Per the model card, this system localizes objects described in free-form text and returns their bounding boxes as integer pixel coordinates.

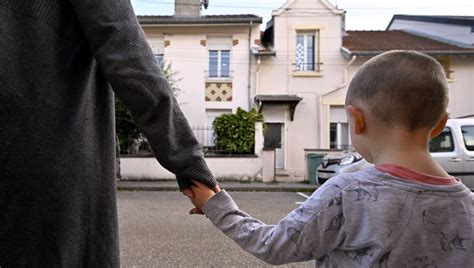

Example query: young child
[186,50,474,267]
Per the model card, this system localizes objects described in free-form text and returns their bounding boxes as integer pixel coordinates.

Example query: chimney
[175,0,201,17]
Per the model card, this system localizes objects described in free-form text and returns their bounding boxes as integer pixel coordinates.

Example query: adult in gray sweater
[0,0,217,266]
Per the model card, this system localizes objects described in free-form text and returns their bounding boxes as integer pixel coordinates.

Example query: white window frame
[295,30,320,72]
[149,35,165,68]
[209,50,231,78]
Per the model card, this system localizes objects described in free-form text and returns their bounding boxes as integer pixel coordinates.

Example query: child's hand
[184,180,220,215]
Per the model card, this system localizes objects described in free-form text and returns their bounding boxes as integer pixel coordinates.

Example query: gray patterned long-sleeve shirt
[203,167,474,267]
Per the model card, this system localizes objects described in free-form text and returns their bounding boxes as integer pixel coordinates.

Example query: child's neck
[368,128,449,178]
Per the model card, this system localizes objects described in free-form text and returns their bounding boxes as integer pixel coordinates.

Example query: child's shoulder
[319,167,381,190]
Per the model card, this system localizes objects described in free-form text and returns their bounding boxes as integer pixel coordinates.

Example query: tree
[115,60,182,153]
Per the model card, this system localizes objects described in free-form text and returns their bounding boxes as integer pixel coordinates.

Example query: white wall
[120,157,262,180]
[142,25,261,127]
[447,57,474,118]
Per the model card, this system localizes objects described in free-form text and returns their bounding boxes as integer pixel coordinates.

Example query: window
[155,54,164,67]
[436,58,453,79]
[330,122,350,150]
[461,126,474,151]
[429,127,454,152]
[296,31,319,72]
[149,36,165,68]
[330,107,350,150]
[209,50,230,78]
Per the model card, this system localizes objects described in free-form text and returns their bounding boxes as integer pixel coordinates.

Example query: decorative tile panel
[205,82,233,102]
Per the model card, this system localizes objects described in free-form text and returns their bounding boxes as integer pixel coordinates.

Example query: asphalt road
[118,191,314,267]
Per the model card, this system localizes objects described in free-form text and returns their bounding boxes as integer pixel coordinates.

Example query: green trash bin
[306,153,325,184]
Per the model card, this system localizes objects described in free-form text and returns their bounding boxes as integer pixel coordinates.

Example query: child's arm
[189,181,344,265]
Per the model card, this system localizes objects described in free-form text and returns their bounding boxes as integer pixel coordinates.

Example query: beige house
[337,30,474,120]
[130,0,474,182]
[255,1,474,180]
[138,0,262,144]
[386,15,474,118]
[254,0,348,178]
[121,0,265,180]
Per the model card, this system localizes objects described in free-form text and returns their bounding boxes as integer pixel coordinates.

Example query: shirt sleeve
[203,186,346,265]
[68,0,216,190]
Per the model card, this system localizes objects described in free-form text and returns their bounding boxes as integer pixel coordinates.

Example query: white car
[317,118,474,189]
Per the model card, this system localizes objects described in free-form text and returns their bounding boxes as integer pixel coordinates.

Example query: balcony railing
[204,70,234,79]
[293,62,322,72]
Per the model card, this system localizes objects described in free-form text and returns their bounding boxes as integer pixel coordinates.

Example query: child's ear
[347,105,366,135]
[430,112,448,138]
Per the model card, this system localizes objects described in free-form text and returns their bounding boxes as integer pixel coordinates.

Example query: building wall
[448,57,474,118]
[257,0,347,178]
[389,19,474,47]
[141,25,261,127]
[121,157,262,180]
[324,57,474,126]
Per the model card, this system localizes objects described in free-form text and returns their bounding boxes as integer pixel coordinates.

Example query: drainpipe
[256,56,261,95]
[248,21,253,110]
[318,54,357,148]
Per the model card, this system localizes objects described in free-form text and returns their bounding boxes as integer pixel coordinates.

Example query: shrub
[213,108,264,154]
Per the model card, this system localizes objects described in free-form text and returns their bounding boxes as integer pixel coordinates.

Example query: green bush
[213,108,264,154]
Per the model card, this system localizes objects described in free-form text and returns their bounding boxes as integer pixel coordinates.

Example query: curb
[117,182,319,193]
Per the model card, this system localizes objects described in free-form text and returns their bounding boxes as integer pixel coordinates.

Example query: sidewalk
[117,179,319,192]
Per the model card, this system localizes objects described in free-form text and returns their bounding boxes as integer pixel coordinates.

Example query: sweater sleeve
[203,187,346,265]
[68,0,217,190]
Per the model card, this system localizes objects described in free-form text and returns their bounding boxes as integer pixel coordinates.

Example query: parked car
[317,118,474,189]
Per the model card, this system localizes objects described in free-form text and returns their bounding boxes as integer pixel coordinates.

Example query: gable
[273,0,343,16]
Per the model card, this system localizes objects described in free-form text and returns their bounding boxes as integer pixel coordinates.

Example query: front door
[264,123,285,169]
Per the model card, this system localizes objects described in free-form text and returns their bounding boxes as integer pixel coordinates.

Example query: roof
[138,15,262,25]
[255,95,303,103]
[254,95,303,121]
[342,30,474,57]
[387,15,474,29]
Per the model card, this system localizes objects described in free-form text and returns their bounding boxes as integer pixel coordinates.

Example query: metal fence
[119,126,249,157]
[191,126,228,156]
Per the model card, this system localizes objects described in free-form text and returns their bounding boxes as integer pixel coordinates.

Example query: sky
[131,0,474,30]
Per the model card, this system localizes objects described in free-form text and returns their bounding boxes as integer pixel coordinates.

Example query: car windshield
[461,126,474,151]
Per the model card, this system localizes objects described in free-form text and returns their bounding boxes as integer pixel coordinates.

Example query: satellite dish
[202,0,209,9]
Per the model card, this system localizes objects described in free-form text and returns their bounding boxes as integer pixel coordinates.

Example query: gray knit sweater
[0,0,216,266]
[203,168,474,267]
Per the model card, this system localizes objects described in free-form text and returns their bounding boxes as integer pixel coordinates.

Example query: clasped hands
[183,180,221,215]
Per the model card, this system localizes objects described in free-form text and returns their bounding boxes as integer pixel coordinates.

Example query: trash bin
[306,153,325,184]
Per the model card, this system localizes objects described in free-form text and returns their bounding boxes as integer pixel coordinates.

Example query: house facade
[336,30,474,120]
[386,15,474,118]
[129,0,474,182]
[138,0,261,146]
[254,0,348,178]
[255,3,474,180]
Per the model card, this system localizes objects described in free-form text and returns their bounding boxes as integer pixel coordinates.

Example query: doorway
[264,123,285,169]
